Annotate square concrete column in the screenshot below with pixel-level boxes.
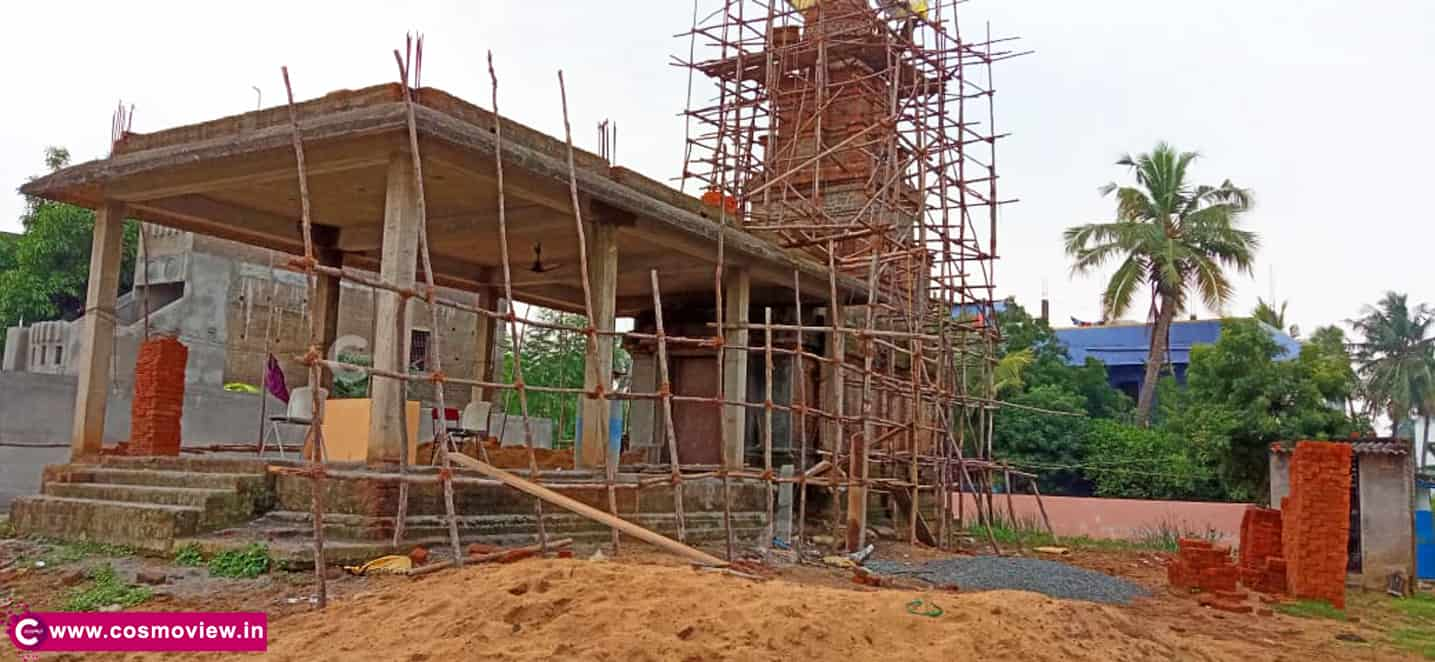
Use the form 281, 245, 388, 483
70, 201, 127, 460
627, 351, 658, 449
721, 267, 751, 470
313, 246, 342, 391
471, 286, 502, 404
367, 152, 420, 464
578, 222, 618, 469
819, 302, 845, 456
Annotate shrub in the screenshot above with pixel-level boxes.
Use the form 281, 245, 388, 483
208, 543, 271, 579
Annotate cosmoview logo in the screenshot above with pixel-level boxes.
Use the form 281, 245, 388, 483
9, 614, 46, 649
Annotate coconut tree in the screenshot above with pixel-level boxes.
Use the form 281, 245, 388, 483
1253, 297, 1299, 338
1064, 143, 1258, 426
1350, 292, 1435, 441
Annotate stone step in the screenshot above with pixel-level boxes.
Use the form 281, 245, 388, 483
251, 509, 768, 546
42, 483, 254, 530
94, 455, 278, 475
8, 496, 202, 553
54, 467, 264, 492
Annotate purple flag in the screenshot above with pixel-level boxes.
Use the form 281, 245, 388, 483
264, 354, 290, 404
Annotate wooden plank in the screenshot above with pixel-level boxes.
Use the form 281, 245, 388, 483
447, 452, 727, 567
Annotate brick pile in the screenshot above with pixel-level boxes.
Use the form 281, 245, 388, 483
1237, 506, 1287, 594
1281, 441, 1352, 609
1167, 538, 1239, 593
129, 336, 188, 456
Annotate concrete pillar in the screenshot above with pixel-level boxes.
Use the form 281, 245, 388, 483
3, 326, 29, 371
578, 222, 618, 469
819, 302, 844, 457
367, 152, 420, 465
627, 351, 658, 449
722, 268, 751, 470
313, 246, 342, 391
471, 286, 502, 404
776, 463, 795, 542
70, 201, 127, 459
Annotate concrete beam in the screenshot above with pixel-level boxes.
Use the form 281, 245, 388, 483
578, 222, 618, 470
722, 268, 751, 470
368, 152, 420, 465
335, 204, 563, 252
70, 201, 127, 459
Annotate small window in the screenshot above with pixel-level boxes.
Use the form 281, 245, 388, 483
39, 346, 47, 365
409, 329, 431, 372
53, 345, 63, 366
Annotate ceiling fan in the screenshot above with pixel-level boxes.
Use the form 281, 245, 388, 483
528, 242, 563, 274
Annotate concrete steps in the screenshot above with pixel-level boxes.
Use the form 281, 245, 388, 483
8, 496, 203, 553
10, 460, 271, 553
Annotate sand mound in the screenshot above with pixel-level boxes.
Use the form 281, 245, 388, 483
136, 558, 1236, 661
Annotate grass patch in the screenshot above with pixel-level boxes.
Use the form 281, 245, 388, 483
1395, 594, 1435, 621
1392, 628, 1435, 659
207, 543, 271, 579
61, 565, 151, 612
1390, 594, 1435, 659
962, 520, 1182, 553
962, 510, 1226, 553
1274, 599, 1347, 621
173, 543, 205, 567
33, 539, 136, 566
0, 516, 15, 539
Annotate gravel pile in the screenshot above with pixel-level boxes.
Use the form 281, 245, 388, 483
864, 556, 1149, 605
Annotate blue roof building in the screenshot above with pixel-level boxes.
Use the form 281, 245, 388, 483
1052, 318, 1301, 400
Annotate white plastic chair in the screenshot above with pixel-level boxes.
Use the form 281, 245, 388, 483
262, 386, 328, 458
459, 401, 492, 438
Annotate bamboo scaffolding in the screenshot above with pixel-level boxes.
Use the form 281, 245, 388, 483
254, 0, 1040, 587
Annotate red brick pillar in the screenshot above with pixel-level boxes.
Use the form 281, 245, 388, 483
1284, 441, 1352, 608
129, 336, 188, 456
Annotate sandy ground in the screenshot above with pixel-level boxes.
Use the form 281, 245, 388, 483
3, 539, 1424, 661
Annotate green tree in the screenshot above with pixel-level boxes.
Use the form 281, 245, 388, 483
497, 308, 631, 445
1164, 319, 1356, 500
1084, 419, 1211, 499
0, 147, 139, 355
993, 385, 1091, 494
1350, 292, 1435, 438
1064, 143, 1258, 426
993, 301, 1133, 419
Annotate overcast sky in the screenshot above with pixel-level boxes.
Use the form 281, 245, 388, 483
2, 1, 1431, 335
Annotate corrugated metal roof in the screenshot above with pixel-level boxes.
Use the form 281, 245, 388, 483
1269, 438, 1410, 456
1052, 318, 1301, 368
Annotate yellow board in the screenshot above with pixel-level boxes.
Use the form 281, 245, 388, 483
320, 398, 420, 464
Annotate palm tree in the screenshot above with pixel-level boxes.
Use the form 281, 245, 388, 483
1065, 143, 1258, 426
1253, 297, 1299, 338
1350, 292, 1435, 440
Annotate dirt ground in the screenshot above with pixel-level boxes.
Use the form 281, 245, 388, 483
2, 537, 1428, 661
